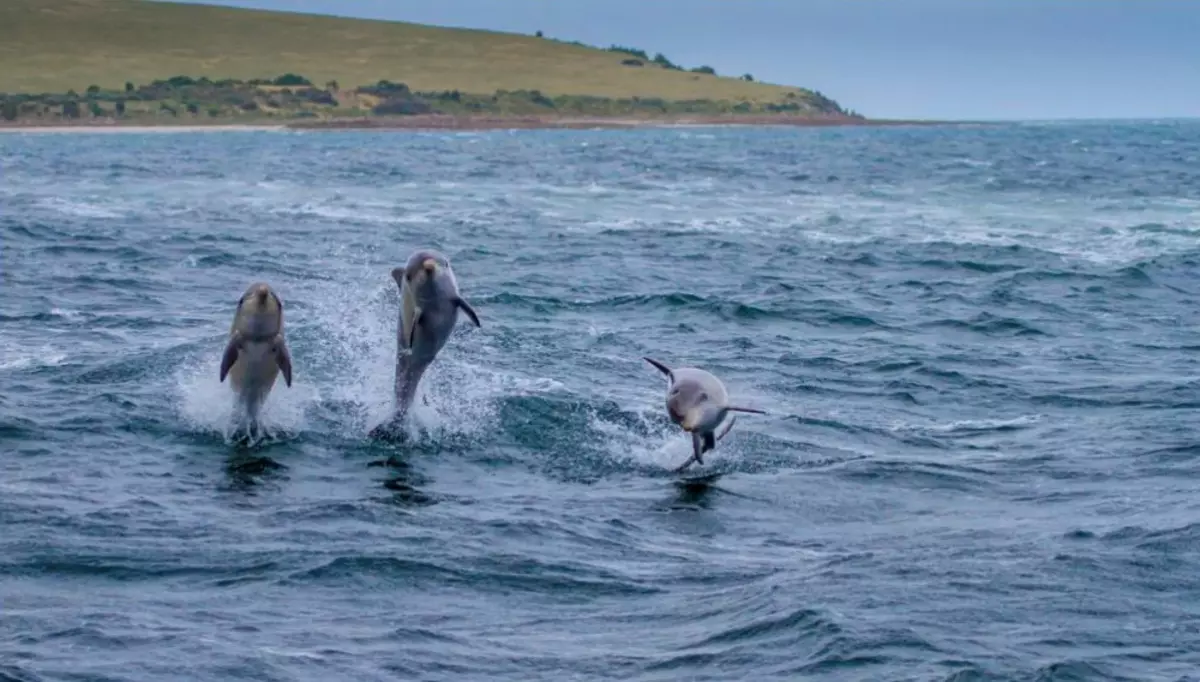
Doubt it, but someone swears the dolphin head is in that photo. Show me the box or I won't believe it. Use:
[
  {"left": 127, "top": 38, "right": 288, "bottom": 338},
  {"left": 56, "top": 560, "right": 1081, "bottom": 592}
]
[
  {"left": 393, "top": 249, "right": 457, "bottom": 305},
  {"left": 666, "top": 378, "right": 722, "bottom": 434},
  {"left": 233, "top": 282, "right": 283, "bottom": 340}
]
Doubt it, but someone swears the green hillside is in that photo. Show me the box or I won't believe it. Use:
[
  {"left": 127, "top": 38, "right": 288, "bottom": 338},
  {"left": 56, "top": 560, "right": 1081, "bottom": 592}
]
[
  {"left": 0, "top": 0, "right": 858, "bottom": 124},
  {"left": 0, "top": 0, "right": 842, "bottom": 100}
]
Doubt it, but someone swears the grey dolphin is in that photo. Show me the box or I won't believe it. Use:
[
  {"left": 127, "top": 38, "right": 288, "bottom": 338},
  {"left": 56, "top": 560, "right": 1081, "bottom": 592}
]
[
  {"left": 644, "top": 356, "right": 765, "bottom": 473},
  {"left": 219, "top": 282, "right": 293, "bottom": 438},
  {"left": 369, "top": 248, "right": 480, "bottom": 439}
]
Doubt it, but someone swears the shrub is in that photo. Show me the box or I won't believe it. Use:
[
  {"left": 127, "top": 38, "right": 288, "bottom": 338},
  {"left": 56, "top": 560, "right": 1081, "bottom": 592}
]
[
  {"left": 86, "top": 84, "right": 100, "bottom": 95},
  {"left": 690, "top": 65, "right": 716, "bottom": 75},
  {"left": 358, "top": 80, "right": 410, "bottom": 96},
  {"left": 1, "top": 99, "right": 17, "bottom": 121},
  {"left": 186, "top": 102, "right": 199, "bottom": 115},
  {"left": 621, "top": 59, "right": 643, "bottom": 67},
  {"left": 608, "top": 45, "right": 649, "bottom": 60},
  {"left": 273, "top": 73, "right": 311, "bottom": 86},
  {"left": 371, "top": 97, "right": 431, "bottom": 116},
  {"left": 62, "top": 101, "right": 80, "bottom": 118},
  {"left": 741, "top": 73, "right": 754, "bottom": 81},
  {"left": 208, "top": 107, "right": 221, "bottom": 117},
  {"left": 115, "top": 100, "right": 126, "bottom": 116},
  {"left": 325, "top": 80, "right": 339, "bottom": 92},
  {"left": 653, "top": 53, "right": 681, "bottom": 70},
  {"left": 89, "top": 101, "right": 104, "bottom": 117},
  {"left": 125, "top": 81, "right": 134, "bottom": 92},
  {"left": 535, "top": 30, "right": 543, "bottom": 38},
  {"left": 297, "top": 88, "right": 337, "bottom": 105}
]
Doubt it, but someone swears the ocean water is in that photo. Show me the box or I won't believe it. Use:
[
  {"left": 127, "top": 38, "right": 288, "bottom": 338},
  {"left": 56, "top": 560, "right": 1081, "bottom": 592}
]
[{"left": 1, "top": 120, "right": 1199, "bottom": 682}]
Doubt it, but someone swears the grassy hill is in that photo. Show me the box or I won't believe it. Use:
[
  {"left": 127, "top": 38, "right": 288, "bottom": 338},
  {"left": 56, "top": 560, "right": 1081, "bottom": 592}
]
[{"left": 0, "top": 0, "right": 857, "bottom": 125}]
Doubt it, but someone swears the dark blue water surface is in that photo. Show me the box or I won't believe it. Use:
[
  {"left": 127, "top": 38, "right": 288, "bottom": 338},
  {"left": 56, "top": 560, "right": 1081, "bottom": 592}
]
[{"left": 2, "top": 120, "right": 1200, "bottom": 682}]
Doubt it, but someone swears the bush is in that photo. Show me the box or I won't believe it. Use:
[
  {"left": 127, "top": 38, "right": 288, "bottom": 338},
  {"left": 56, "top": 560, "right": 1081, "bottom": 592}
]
[
  {"left": 652, "top": 53, "right": 681, "bottom": 70},
  {"left": 608, "top": 45, "right": 649, "bottom": 60},
  {"left": 741, "top": 73, "right": 754, "bottom": 81},
  {"left": 535, "top": 30, "right": 543, "bottom": 38},
  {"left": 273, "top": 73, "right": 311, "bottom": 86},
  {"left": 186, "top": 102, "right": 199, "bottom": 114},
  {"left": 125, "top": 81, "right": 134, "bottom": 92},
  {"left": 325, "top": 80, "right": 339, "bottom": 92},
  {"left": 62, "top": 101, "right": 80, "bottom": 118},
  {"left": 298, "top": 88, "right": 337, "bottom": 105},
  {"left": 89, "top": 101, "right": 104, "bottom": 117},
  {"left": 208, "top": 107, "right": 221, "bottom": 117},
  {"left": 115, "top": 100, "right": 126, "bottom": 116},
  {"left": 357, "top": 80, "right": 410, "bottom": 97},
  {"left": 690, "top": 65, "right": 716, "bottom": 75},
  {"left": 86, "top": 84, "right": 101, "bottom": 95},
  {"left": 2, "top": 100, "right": 17, "bottom": 121},
  {"left": 621, "top": 59, "right": 643, "bottom": 67},
  {"left": 371, "top": 97, "right": 431, "bottom": 116}
]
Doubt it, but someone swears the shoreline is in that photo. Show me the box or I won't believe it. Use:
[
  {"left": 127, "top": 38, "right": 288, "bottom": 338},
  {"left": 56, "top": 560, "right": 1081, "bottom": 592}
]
[{"left": 0, "top": 114, "right": 981, "bottom": 134}]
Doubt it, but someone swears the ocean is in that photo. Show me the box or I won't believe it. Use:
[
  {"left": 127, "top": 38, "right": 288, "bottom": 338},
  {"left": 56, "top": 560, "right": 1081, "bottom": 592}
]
[{"left": 1, "top": 120, "right": 1199, "bottom": 681}]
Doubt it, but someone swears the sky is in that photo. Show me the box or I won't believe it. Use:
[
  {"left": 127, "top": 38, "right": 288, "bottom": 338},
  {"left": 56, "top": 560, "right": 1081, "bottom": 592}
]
[{"left": 167, "top": 0, "right": 1200, "bottom": 121}]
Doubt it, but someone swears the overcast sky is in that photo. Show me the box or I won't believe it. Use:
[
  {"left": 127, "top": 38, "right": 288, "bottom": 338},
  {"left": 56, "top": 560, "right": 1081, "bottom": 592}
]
[{"left": 166, "top": 0, "right": 1200, "bottom": 121}]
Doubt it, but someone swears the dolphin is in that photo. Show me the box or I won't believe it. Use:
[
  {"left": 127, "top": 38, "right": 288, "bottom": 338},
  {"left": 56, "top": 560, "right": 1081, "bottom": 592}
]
[
  {"left": 644, "top": 356, "right": 765, "bottom": 473},
  {"left": 219, "top": 282, "right": 293, "bottom": 440},
  {"left": 369, "top": 248, "right": 480, "bottom": 440}
]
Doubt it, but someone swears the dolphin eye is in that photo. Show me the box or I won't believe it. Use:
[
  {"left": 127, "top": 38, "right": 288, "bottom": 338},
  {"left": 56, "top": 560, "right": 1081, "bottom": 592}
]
[{"left": 699, "top": 392, "right": 708, "bottom": 401}]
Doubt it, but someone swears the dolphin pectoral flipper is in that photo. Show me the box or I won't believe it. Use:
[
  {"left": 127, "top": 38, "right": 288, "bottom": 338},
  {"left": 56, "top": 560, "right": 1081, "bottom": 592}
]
[
  {"left": 454, "top": 297, "right": 481, "bottom": 327},
  {"left": 219, "top": 335, "right": 241, "bottom": 383},
  {"left": 701, "top": 431, "right": 716, "bottom": 456},
  {"left": 727, "top": 405, "right": 767, "bottom": 415},
  {"left": 407, "top": 309, "right": 424, "bottom": 349},
  {"left": 644, "top": 357, "right": 674, "bottom": 380},
  {"left": 715, "top": 415, "right": 737, "bottom": 443},
  {"left": 273, "top": 336, "right": 293, "bottom": 387}
]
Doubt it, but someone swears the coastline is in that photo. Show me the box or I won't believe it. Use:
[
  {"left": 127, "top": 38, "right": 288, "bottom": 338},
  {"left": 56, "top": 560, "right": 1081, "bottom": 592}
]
[{"left": 0, "top": 114, "right": 974, "bottom": 134}]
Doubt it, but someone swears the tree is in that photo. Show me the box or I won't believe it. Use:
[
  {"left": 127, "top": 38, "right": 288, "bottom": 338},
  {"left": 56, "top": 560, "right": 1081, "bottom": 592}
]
[
  {"left": 1, "top": 100, "right": 18, "bottom": 121},
  {"left": 741, "top": 73, "right": 755, "bottom": 82},
  {"left": 535, "top": 30, "right": 543, "bottom": 37},
  {"left": 115, "top": 100, "right": 126, "bottom": 116},
  {"left": 86, "top": 84, "right": 100, "bottom": 95},
  {"left": 125, "top": 81, "right": 135, "bottom": 92}
]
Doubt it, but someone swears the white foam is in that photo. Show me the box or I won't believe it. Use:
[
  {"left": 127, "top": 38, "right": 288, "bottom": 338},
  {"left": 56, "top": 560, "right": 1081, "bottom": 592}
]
[{"left": 174, "top": 346, "right": 320, "bottom": 443}]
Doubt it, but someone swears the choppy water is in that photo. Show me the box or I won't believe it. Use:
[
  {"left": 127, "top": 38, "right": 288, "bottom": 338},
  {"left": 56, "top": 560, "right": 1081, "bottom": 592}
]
[{"left": 2, "top": 120, "right": 1200, "bottom": 681}]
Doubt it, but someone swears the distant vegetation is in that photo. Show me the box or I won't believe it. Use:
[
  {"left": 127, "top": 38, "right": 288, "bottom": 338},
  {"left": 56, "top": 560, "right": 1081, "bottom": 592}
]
[
  {"left": 0, "top": 0, "right": 856, "bottom": 120},
  {"left": 0, "top": 73, "right": 856, "bottom": 124}
]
